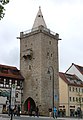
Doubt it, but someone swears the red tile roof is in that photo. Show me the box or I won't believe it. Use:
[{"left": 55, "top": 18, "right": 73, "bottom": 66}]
[
  {"left": 0, "top": 64, "right": 24, "bottom": 80},
  {"left": 59, "top": 72, "right": 83, "bottom": 87}
]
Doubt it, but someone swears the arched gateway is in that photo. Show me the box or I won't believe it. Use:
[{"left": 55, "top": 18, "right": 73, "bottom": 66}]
[{"left": 24, "top": 97, "right": 36, "bottom": 112}]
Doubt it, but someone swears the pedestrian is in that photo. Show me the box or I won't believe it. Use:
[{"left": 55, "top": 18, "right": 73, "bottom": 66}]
[
  {"left": 8, "top": 104, "right": 11, "bottom": 116},
  {"left": 35, "top": 106, "right": 39, "bottom": 117},
  {"left": 14, "top": 105, "right": 17, "bottom": 116},
  {"left": 49, "top": 108, "right": 52, "bottom": 118},
  {"left": 53, "top": 107, "right": 57, "bottom": 119},
  {"left": 17, "top": 105, "right": 20, "bottom": 116}
]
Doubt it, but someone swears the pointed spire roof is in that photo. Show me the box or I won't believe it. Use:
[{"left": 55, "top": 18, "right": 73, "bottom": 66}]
[{"left": 32, "top": 7, "right": 47, "bottom": 29}]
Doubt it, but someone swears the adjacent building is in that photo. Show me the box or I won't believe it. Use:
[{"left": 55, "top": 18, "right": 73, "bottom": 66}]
[
  {"left": 0, "top": 64, "right": 24, "bottom": 113},
  {"left": 59, "top": 71, "right": 83, "bottom": 116},
  {"left": 66, "top": 63, "right": 83, "bottom": 81}
]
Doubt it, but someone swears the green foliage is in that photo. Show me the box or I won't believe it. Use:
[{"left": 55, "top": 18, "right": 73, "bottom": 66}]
[{"left": 0, "top": 0, "right": 9, "bottom": 20}]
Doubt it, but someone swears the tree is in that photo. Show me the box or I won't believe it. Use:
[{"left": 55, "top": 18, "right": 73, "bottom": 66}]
[{"left": 0, "top": 0, "right": 9, "bottom": 20}]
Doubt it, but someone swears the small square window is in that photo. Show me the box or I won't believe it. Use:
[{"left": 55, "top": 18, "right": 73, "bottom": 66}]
[
  {"left": 38, "top": 15, "right": 40, "bottom": 17},
  {"left": 29, "top": 65, "right": 31, "bottom": 70},
  {"left": 49, "top": 41, "right": 51, "bottom": 45},
  {"left": 36, "top": 94, "right": 38, "bottom": 96},
  {"left": 47, "top": 52, "right": 49, "bottom": 56},
  {"left": 51, "top": 53, "right": 52, "bottom": 57}
]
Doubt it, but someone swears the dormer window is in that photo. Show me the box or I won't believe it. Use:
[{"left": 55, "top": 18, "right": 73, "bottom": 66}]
[
  {"left": 38, "top": 15, "right": 40, "bottom": 17},
  {"left": 0, "top": 67, "right": 8, "bottom": 74}
]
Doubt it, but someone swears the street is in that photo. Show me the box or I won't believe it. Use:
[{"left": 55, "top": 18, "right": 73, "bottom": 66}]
[{"left": 0, "top": 114, "right": 83, "bottom": 120}]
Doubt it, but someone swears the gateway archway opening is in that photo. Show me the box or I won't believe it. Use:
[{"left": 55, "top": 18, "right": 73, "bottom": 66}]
[{"left": 24, "top": 97, "right": 36, "bottom": 113}]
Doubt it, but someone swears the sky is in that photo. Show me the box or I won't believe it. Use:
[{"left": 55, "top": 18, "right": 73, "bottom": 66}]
[{"left": 0, "top": 0, "right": 83, "bottom": 72}]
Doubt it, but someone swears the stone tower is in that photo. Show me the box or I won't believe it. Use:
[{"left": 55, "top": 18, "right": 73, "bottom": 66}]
[{"left": 20, "top": 7, "right": 60, "bottom": 116}]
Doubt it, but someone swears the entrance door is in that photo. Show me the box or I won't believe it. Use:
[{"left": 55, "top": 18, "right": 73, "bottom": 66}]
[{"left": 24, "top": 97, "right": 36, "bottom": 113}]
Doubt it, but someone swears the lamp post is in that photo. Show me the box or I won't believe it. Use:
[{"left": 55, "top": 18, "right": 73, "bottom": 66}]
[
  {"left": 20, "top": 80, "right": 23, "bottom": 113},
  {"left": 47, "top": 66, "right": 54, "bottom": 118},
  {"left": 10, "top": 84, "right": 16, "bottom": 120}
]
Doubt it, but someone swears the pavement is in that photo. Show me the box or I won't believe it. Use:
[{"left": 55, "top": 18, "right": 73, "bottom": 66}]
[{"left": 0, "top": 114, "right": 83, "bottom": 120}]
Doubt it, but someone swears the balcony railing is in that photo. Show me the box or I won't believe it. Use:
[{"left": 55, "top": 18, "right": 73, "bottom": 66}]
[{"left": 21, "top": 25, "right": 56, "bottom": 36}]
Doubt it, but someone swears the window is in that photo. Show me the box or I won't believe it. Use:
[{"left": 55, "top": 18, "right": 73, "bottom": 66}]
[
  {"left": 82, "top": 98, "right": 83, "bottom": 102},
  {"left": 73, "top": 97, "right": 75, "bottom": 102},
  {"left": 69, "top": 97, "right": 71, "bottom": 101},
  {"left": 5, "top": 79, "right": 9, "bottom": 87},
  {"left": 36, "top": 94, "right": 38, "bottom": 96},
  {"left": 4, "top": 79, "right": 6, "bottom": 87},
  {"left": 6, "top": 79, "right": 9, "bottom": 85},
  {"left": 50, "top": 76, "right": 51, "bottom": 80},
  {"left": 12, "top": 79, "right": 15, "bottom": 84},
  {"left": 76, "top": 97, "right": 78, "bottom": 102},
  {"left": 51, "top": 53, "right": 53, "bottom": 57},
  {"left": 1, "top": 67, "right": 8, "bottom": 74},
  {"left": 76, "top": 88, "right": 78, "bottom": 92},
  {"left": 15, "top": 93, "right": 18, "bottom": 98},
  {"left": 49, "top": 41, "right": 51, "bottom": 45},
  {"left": 11, "top": 69, "right": 19, "bottom": 75},
  {"left": 79, "top": 97, "right": 81, "bottom": 102},
  {"left": 82, "top": 89, "right": 83, "bottom": 93},
  {"left": 29, "top": 65, "right": 31, "bottom": 70},
  {"left": 47, "top": 52, "right": 49, "bottom": 56},
  {"left": 38, "top": 15, "right": 40, "bottom": 17},
  {"left": 69, "top": 87, "right": 71, "bottom": 91},
  {"left": 73, "top": 87, "right": 74, "bottom": 92},
  {"left": 25, "top": 45, "right": 27, "bottom": 47},
  {"left": 0, "top": 78, "right": 4, "bottom": 84},
  {"left": 17, "top": 80, "right": 20, "bottom": 86},
  {"left": 79, "top": 88, "right": 80, "bottom": 92}
]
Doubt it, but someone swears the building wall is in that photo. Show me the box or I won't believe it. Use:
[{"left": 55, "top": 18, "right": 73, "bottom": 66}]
[
  {"left": 20, "top": 27, "right": 59, "bottom": 116},
  {"left": 69, "top": 86, "right": 83, "bottom": 112},
  {"left": 59, "top": 76, "right": 83, "bottom": 116},
  {"left": 59, "top": 77, "right": 69, "bottom": 116}
]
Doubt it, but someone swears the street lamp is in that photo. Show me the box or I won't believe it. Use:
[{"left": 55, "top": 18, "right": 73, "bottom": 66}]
[{"left": 47, "top": 66, "right": 54, "bottom": 118}]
